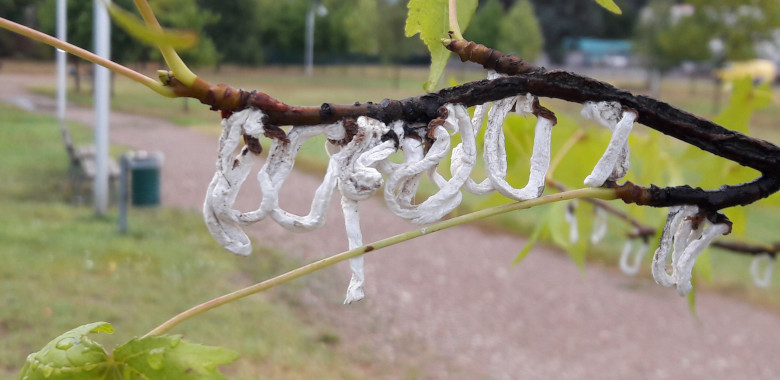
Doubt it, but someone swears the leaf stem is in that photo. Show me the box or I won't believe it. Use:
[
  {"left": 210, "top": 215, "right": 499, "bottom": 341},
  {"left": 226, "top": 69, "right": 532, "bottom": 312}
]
[
  {"left": 144, "top": 187, "right": 617, "bottom": 337},
  {"left": 132, "top": 0, "right": 198, "bottom": 87},
  {"left": 0, "top": 16, "right": 174, "bottom": 97},
  {"left": 448, "top": 0, "right": 464, "bottom": 40}
]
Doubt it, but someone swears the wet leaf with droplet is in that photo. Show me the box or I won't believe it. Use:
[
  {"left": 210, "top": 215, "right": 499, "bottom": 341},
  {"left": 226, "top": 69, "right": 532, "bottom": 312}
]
[
  {"left": 18, "top": 323, "right": 238, "bottom": 379},
  {"left": 17, "top": 322, "right": 113, "bottom": 380}
]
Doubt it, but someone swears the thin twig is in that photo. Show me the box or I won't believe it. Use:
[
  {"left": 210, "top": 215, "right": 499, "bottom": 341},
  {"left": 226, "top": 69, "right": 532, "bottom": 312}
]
[
  {"left": 546, "top": 178, "right": 655, "bottom": 238},
  {"left": 0, "top": 16, "right": 174, "bottom": 97},
  {"left": 443, "top": 40, "right": 780, "bottom": 178},
  {"left": 144, "top": 187, "right": 617, "bottom": 336},
  {"left": 712, "top": 241, "right": 780, "bottom": 258},
  {"left": 448, "top": 0, "right": 463, "bottom": 40},
  {"left": 609, "top": 176, "right": 780, "bottom": 211},
  {"left": 132, "top": 0, "right": 197, "bottom": 86}
]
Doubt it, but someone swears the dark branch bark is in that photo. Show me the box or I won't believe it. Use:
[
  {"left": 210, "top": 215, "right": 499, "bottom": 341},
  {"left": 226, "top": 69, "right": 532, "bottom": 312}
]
[
  {"left": 712, "top": 241, "right": 779, "bottom": 258},
  {"left": 443, "top": 39, "right": 780, "bottom": 178},
  {"left": 171, "top": 58, "right": 780, "bottom": 179},
  {"left": 166, "top": 40, "right": 780, "bottom": 213},
  {"left": 483, "top": 75, "right": 780, "bottom": 178},
  {"left": 609, "top": 176, "right": 780, "bottom": 211}
]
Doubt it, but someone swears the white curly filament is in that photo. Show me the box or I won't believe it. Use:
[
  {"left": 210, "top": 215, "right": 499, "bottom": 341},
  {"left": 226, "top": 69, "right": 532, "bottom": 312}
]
[
  {"left": 750, "top": 253, "right": 775, "bottom": 288},
  {"left": 619, "top": 238, "right": 648, "bottom": 276},
  {"left": 418, "top": 104, "right": 477, "bottom": 223},
  {"left": 590, "top": 206, "right": 608, "bottom": 244},
  {"left": 462, "top": 72, "right": 499, "bottom": 196},
  {"left": 383, "top": 104, "right": 477, "bottom": 224},
  {"left": 253, "top": 126, "right": 336, "bottom": 231},
  {"left": 342, "top": 197, "right": 366, "bottom": 304},
  {"left": 482, "top": 94, "right": 555, "bottom": 201},
  {"left": 675, "top": 222, "right": 730, "bottom": 296},
  {"left": 336, "top": 116, "right": 392, "bottom": 201},
  {"left": 651, "top": 205, "right": 730, "bottom": 295},
  {"left": 564, "top": 202, "right": 579, "bottom": 244},
  {"left": 652, "top": 206, "right": 684, "bottom": 287},
  {"left": 581, "top": 101, "right": 636, "bottom": 187},
  {"left": 203, "top": 109, "right": 266, "bottom": 256}
]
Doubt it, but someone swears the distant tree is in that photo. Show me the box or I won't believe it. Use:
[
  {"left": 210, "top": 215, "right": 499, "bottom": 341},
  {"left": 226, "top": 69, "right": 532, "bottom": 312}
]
[
  {"left": 465, "top": 0, "right": 503, "bottom": 50},
  {"left": 636, "top": 0, "right": 780, "bottom": 73},
  {"left": 196, "top": 1, "right": 263, "bottom": 66},
  {"left": 530, "top": 0, "right": 648, "bottom": 63},
  {"left": 149, "top": 0, "right": 219, "bottom": 66},
  {"left": 686, "top": 0, "right": 780, "bottom": 62},
  {"left": 374, "top": 0, "right": 426, "bottom": 65},
  {"left": 496, "top": 0, "right": 543, "bottom": 62},
  {"left": 342, "top": 0, "right": 379, "bottom": 57},
  {"left": 252, "top": 0, "right": 309, "bottom": 63},
  {"left": 0, "top": 0, "right": 46, "bottom": 58},
  {"left": 633, "top": 1, "right": 712, "bottom": 74},
  {"left": 37, "top": 0, "right": 218, "bottom": 66}
]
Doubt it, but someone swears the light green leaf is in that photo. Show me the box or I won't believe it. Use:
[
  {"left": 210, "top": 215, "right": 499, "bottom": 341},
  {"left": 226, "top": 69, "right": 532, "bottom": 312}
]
[
  {"left": 687, "top": 276, "right": 698, "bottom": 318},
  {"left": 594, "top": 0, "right": 622, "bottom": 14},
  {"left": 548, "top": 203, "right": 571, "bottom": 249},
  {"left": 693, "top": 249, "right": 713, "bottom": 284},
  {"left": 723, "top": 207, "right": 746, "bottom": 237},
  {"left": 405, "top": 0, "right": 478, "bottom": 92},
  {"left": 112, "top": 335, "right": 239, "bottom": 379},
  {"left": 713, "top": 77, "right": 772, "bottom": 134},
  {"left": 18, "top": 322, "right": 114, "bottom": 380},
  {"left": 513, "top": 208, "right": 552, "bottom": 264},
  {"left": 18, "top": 323, "right": 238, "bottom": 380},
  {"left": 103, "top": 0, "right": 198, "bottom": 50},
  {"left": 547, "top": 202, "right": 588, "bottom": 272}
]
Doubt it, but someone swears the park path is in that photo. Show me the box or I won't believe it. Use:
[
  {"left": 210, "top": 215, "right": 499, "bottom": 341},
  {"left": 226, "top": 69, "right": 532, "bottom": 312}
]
[{"left": 3, "top": 71, "right": 780, "bottom": 379}]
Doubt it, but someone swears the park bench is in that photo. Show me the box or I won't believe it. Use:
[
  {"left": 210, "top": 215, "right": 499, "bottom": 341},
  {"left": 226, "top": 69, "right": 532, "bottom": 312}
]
[{"left": 61, "top": 123, "right": 120, "bottom": 202}]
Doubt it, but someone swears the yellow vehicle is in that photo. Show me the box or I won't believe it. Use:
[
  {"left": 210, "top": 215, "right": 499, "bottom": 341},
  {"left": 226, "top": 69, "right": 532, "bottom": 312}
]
[{"left": 716, "top": 59, "right": 777, "bottom": 84}]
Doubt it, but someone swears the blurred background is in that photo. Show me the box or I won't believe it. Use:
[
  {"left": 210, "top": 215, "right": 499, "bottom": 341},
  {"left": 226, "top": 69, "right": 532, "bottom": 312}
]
[
  {"left": 1, "top": 0, "right": 780, "bottom": 378},
  {"left": 2, "top": 0, "right": 779, "bottom": 86}
]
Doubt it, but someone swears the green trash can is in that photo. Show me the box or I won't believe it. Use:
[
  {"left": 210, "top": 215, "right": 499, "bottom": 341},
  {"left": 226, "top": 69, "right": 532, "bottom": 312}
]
[{"left": 125, "top": 151, "right": 164, "bottom": 206}]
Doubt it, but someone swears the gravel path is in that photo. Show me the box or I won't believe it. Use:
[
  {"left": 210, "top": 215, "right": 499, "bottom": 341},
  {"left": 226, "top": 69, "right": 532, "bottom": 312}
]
[{"left": 3, "top": 72, "right": 780, "bottom": 379}]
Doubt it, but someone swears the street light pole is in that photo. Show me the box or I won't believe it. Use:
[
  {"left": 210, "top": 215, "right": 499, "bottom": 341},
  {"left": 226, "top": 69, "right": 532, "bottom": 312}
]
[
  {"left": 93, "top": 0, "right": 111, "bottom": 216},
  {"left": 304, "top": 1, "right": 316, "bottom": 77},
  {"left": 56, "top": 0, "right": 67, "bottom": 125}
]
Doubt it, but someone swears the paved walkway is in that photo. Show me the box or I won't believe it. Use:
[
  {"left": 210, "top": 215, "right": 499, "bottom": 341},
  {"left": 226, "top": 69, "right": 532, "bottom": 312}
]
[{"left": 3, "top": 72, "right": 780, "bottom": 379}]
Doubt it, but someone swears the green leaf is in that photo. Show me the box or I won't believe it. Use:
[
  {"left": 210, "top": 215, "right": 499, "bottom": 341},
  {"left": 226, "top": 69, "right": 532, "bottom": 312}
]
[
  {"left": 405, "top": 0, "right": 478, "bottom": 92},
  {"left": 513, "top": 208, "right": 552, "bottom": 264},
  {"left": 693, "top": 249, "right": 713, "bottom": 284},
  {"left": 18, "top": 322, "right": 114, "bottom": 380},
  {"left": 553, "top": 202, "right": 591, "bottom": 273},
  {"left": 112, "top": 335, "right": 239, "bottom": 379},
  {"left": 594, "top": 0, "right": 622, "bottom": 14},
  {"left": 103, "top": 0, "right": 198, "bottom": 50},
  {"left": 687, "top": 276, "right": 698, "bottom": 318},
  {"left": 18, "top": 323, "right": 238, "bottom": 380},
  {"left": 723, "top": 207, "right": 746, "bottom": 237},
  {"left": 713, "top": 77, "right": 772, "bottom": 134}
]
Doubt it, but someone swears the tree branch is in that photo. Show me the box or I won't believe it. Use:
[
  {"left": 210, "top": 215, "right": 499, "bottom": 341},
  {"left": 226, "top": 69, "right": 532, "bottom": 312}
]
[
  {"left": 712, "top": 241, "right": 779, "bottom": 258},
  {"left": 168, "top": 48, "right": 780, "bottom": 179},
  {"left": 442, "top": 39, "right": 780, "bottom": 178},
  {"left": 608, "top": 176, "right": 780, "bottom": 211},
  {"left": 163, "top": 40, "right": 780, "bottom": 212},
  {"left": 546, "top": 178, "right": 655, "bottom": 239}
]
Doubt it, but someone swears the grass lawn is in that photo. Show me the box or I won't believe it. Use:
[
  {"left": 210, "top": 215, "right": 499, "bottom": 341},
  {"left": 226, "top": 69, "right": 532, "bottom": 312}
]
[{"left": 0, "top": 103, "right": 390, "bottom": 378}]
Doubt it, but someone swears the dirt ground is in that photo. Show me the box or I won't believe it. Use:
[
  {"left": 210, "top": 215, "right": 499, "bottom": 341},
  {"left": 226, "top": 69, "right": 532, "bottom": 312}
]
[{"left": 3, "top": 71, "right": 780, "bottom": 379}]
